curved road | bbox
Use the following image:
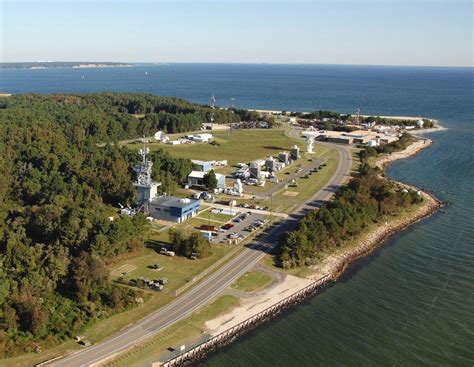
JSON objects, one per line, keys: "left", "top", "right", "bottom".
{"left": 50, "top": 141, "right": 352, "bottom": 367}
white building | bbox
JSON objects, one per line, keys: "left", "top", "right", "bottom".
{"left": 188, "top": 171, "right": 226, "bottom": 189}
{"left": 367, "top": 140, "right": 379, "bottom": 148}
{"left": 190, "top": 133, "right": 213, "bottom": 143}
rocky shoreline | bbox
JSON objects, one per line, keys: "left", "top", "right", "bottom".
{"left": 317, "top": 135, "right": 443, "bottom": 281}
{"left": 161, "top": 135, "right": 444, "bottom": 367}
{"left": 330, "top": 191, "right": 443, "bottom": 281}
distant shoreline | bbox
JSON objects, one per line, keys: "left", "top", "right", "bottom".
{"left": 0, "top": 62, "right": 133, "bottom": 70}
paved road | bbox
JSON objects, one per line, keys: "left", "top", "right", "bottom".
{"left": 246, "top": 157, "right": 325, "bottom": 198}
{"left": 49, "top": 141, "right": 352, "bottom": 367}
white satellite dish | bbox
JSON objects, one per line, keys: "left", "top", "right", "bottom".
{"left": 154, "top": 131, "right": 168, "bottom": 142}
{"left": 302, "top": 126, "right": 319, "bottom": 153}
{"left": 154, "top": 131, "right": 164, "bottom": 140}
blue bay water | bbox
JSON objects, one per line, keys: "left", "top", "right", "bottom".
{"left": 1, "top": 64, "right": 473, "bottom": 366}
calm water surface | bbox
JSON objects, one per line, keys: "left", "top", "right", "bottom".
{"left": 1, "top": 64, "right": 473, "bottom": 366}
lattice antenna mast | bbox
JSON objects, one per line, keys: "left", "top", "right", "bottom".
{"left": 210, "top": 94, "right": 216, "bottom": 123}
{"left": 356, "top": 108, "right": 361, "bottom": 124}
{"left": 134, "top": 137, "right": 152, "bottom": 186}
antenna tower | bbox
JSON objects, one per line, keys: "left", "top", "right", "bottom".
{"left": 210, "top": 94, "right": 216, "bottom": 123}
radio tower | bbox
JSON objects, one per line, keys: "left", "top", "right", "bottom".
{"left": 356, "top": 107, "right": 361, "bottom": 124}
{"left": 210, "top": 94, "right": 216, "bottom": 124}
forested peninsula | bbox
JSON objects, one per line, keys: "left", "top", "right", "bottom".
{"left": 0, "top": 93, "right": 242, "bottom": 356}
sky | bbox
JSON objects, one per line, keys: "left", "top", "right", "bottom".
{"left": 0, "top": 0, "right": 472, "bottom": 67}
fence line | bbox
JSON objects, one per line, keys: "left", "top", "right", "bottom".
{"left": 173, "top": 246, "right": 241, "bottom": 297}
{"left": 161, "top": 274, "right": 332, "bottom": 367}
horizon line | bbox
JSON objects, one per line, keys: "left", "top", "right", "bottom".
{"left": 1, "top": 61, "right": 473, "bottom": 69}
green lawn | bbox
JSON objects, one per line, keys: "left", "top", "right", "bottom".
{"left": 231, "top": 270, "right": 273, "bottom": 292}
{"left": 271, "top": 148, "right": 339, "bottom": 213}
{"left": 107, "top": 295, "right": 239, "bottom": 367}
{"left": 126, "top": 129, "right": 303, "bottom": 165}
{"left": 197, "top": 207, "right": 235, "bottom": 223}
{"left": 109, "top": 245, "right": 232, "bottom": 292}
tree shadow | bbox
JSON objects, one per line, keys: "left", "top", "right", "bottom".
{"left": 263, "top": 145, "right": 285, "bottom": 150}
{"left": 146, "top": 239, "right": 168, "bottom": 252}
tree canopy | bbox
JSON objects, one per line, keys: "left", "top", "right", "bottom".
{"left": 0, "top": 93, "right": 213, "bottom": 357}
{"left": 277, "top": 150, "right": 423, "bottom": 269}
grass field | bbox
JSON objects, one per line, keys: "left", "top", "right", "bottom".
{"left": 126, "top": 129, "right": 303, "bottom": 165}
{"left": 109, "top": 244, "right": 233, "bottom": 292}
{"left": 107, "top": 295, "right": 240, "bottom": 367}
{"left": 197, "top": 207, "right": 235, "bottom": 223}
{"left": 231, "top": 270, "right": 273, "bottom": 292}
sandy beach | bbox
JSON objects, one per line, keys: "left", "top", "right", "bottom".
{"left": 375, "top": 137, "right": 432, "bottom": 170}
{"left": 409, "top": 124, "right": 448, "bottom": 135}
{"left": 204, "top": 135, "right": 442, "bottom": 337}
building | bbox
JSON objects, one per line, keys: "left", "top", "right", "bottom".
{"left": 265, "top": 156, "right": 276, "bottom": 171}
{"left": 379, "top": 135, "right": 399, "bottom": 144}
{"left": 367, "top": 139, "right": 379, "bottom": 148}
{"left": 191, "top": 160, "right": 212, "bottom": 172}
{"left": 188, "top": 171, "right": 226, "bottom": 189}
{"left": 416, "top": 119, "right": 424, "bottom": 128}
{"left": 234, "top": 167, "right": 250, "bottom": 179}
{"left": 189, "top": 133, "right": 213, "bottom": 143}
{"left": 149, "top": 196, "right": 200, "bottom": 223}
{"left": 278, "top": 152, "right": 290, "bottom": 164}
{"left": 249, "top": 164, "right": 261, "bottom": 179}
{"left": 274, "top": 161, "right": 286, "bottom": 171}
{"left": 290, "top": 145, "right": 300, "bottom": 160}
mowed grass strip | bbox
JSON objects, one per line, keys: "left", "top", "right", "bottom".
{"left": 106, "top": 295, "right": 240, "bottom": 367}
{"left": 231, "top": 270, "right": 273, "bottom": 292}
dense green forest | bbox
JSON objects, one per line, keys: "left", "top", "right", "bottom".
{"left": 0, "top": 93, "right": 240, "bottom": 139}
{"left": 277, "top": 148, "right": 423, "bottom": 268}
{"left": 0, "top": 93, "right": 206, "bottom": 357}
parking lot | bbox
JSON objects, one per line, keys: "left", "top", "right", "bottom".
{"left": 209, "top": 212, "right": 268, "bottom": 244}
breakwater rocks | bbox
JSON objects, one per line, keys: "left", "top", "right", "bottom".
{"left": 160, "top": 195, "right": 444, "bottom": 367}
{"left": 160, "top": 274, "right": 332, "bottom": 367}
{"left": 330, "top": 192, "right": 444, "bottom": 281}
{"left": 160, "top": 140, "right": 444, "bottom": 367}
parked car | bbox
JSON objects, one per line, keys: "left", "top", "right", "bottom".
{"left": 79, "top": 340, "right": 92, "bottom": 347}
{"left": 148, "top": 263, "right": 162, "bottom": 270}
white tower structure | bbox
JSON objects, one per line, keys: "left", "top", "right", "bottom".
{"left": 210, "top": 94, "right": 216, "bottom": 124}
{"left": 302, "top": 126, "right": 319, "bottom": 154}
{"left": 234, "top": 179, "right": 243, "bottom": 194}
{"left": 134, "top": 139, "right": 161, "bottom": 212}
